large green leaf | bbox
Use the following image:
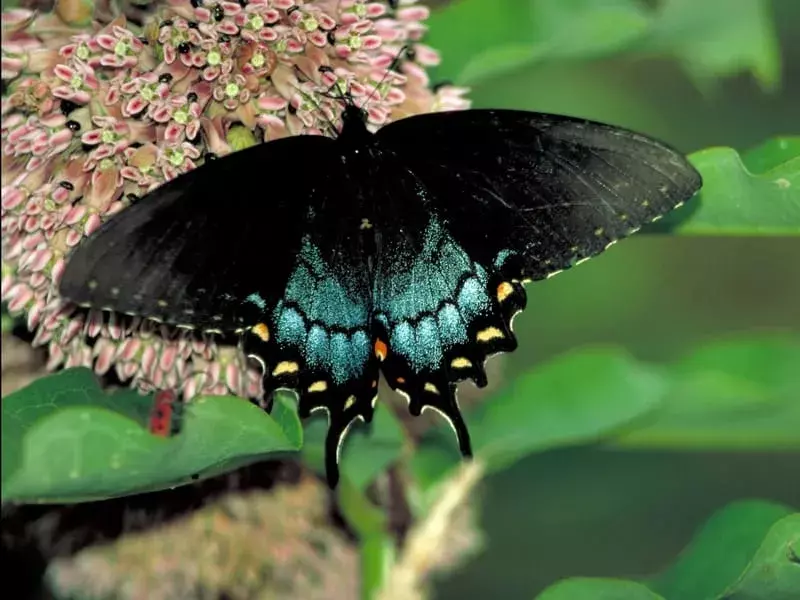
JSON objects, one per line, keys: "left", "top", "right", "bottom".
{"left": 721, "top": 513, "right": 800, "bottom": 599}
{"left": 649, "top": 138, "right": 800, "bottom": 235}
{"left": 536, "top": 578, "right": 664, "bottom": 600}
{"left": 536, "top": 501, "right": 799, "bottom": 600}
{"left": 411, "top": 348, "right": 667, "bottom": 488}
{"left": 611, "top": 335, "right": 800, "bottom": 449}
{"left": 649, "top": 501, "right": 798, "bottom": 600}
{"left": 427, "top": 0, "right": 778, "bottom": 87}
{"left": 2, "top": 368, "right": 302, "bottom": 503}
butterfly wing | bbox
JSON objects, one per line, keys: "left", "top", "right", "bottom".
{"left": 377, "top": 109, "right": 702, "bottom": 280}
{"left": 59, "top": 133, "right": 383, "bottom": 488}
{"left": 371, "top": 109, "right": 701, "bottom": 456}
{"left": 59, "top": 135, "right": 336, "bottom": 332}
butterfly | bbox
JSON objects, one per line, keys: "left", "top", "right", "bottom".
{"left": 59, "top": 103, "right": 702, "bottom": 487}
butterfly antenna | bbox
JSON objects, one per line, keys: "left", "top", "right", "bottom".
{"left": 361, "top": 44, "right": 410, "bottom": 111}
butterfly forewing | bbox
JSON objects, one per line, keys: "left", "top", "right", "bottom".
{"left": 377, "top": 109, "right": 702, "bottom": 281}
{"left": 59, "top": 135, "right": 336, "bottom": 331}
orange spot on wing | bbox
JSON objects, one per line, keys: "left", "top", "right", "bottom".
{"left": 374, "top": 338, "right": 388, "bottom": 361}
{"left": 497, "top": 281, "right": 514, "bottom": 302}
{"left": 252, "top": 322, "right": 270, "bottom": 342}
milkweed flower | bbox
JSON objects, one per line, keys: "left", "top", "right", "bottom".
{"left": 1, "top": 0, "right": 470, "bottom": 400}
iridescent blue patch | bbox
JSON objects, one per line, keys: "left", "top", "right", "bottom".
{"left": 375, "top": 219, "right": 491, "bottom": 370}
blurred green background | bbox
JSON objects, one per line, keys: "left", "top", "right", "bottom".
{"left": 430, "top": 0, "right": 799, "bottom": 597}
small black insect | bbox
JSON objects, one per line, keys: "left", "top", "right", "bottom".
{"left": 60, "top": 101, "right": 701, "bottom": 488}
{"left": 213, "top": 4, "right": 224, "bottom": 21}
{"left": 65, "top": 120, "right": 81, "bottom": 132}
{"left": 60, "top": 100, "right": 79, "bottom": 116}
{"left": 187, "top": 92, "right": 199, "bottom": 102}
{"left": 158, "top": 73, "right": 173, "bottom": 83}
{"left": 177, "top": 42, "right": 191, "bottom": 54}
{"left": 59, "top": 181, "right": 75, "bottom": 191}
{"left": 326, "top": 29, "right": 337, "bottom": 46}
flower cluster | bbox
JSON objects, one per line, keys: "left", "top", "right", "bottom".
{"left": 1, "top": 0, "right": 470, "bottom": 399}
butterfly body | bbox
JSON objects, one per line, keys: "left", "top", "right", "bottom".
{"left": 60, "top": 106, "right": 702, "bottom": 486}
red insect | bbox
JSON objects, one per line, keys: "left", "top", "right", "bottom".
{"left": 148, "top": 389, "right": 182, "bottom": 437}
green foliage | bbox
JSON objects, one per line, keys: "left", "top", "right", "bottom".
{"left": 537, "top": 578, "right": 663, "bottom": 600}
{"left": 650, "top": 138, "right": 800, "bottom": 235}
{"left": 337, "top": 479, "right": 395, "bottom": 600}
{"left": 1, "top": 368, "right": 302, "bottom": 503}
{"left": 427, "top": 0, "right": 779, "bottom": 88}
{"left": 610, "top": 335, "right": 800, "bottom": 449}
{"left": 412, "top": 335, "right": 800, "bottom": 489}
{"left": 411, "top": 349, "right": 666, "bottom": 489}
{"left": 648, "top": 501, "right": 798, "bottom": 600}
{"left": 536, "top": 500, "right": 800, "bottom": 599}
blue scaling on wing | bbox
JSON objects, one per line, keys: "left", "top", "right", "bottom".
{"left": 243, "top": 234, "right": 380, "bottom": 488}
{"left": 372, "top": 217, "right": 529, "bottom": 460}
{"left": 269, "top": 238, "right": 371, "bottom": 385}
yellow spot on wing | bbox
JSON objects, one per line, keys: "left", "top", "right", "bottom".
{"left": 157, "top": 299, "right": 168, "bottom": 308}
{"left": 252, "top": 322, "right": 270, "bottom": 342}
{"left": 273, "top": 361, "right": 299, "bottom": 376}
{"left": 451, "top": 357, "right": 473, "bottom": 369}
{"left": 308, "top": 380, "right": 327, "bottom": 393}
{"left": 344, "top": 395, "right": 356, "bottom": 410}
{"left": 424, "top": 382, "right": 440, "bottom": 395}
{"left": 496, "top": 281, "right": 514, "bottom": 302}
{"left": 477, "top": 327, "right": 504, "bottom": 342}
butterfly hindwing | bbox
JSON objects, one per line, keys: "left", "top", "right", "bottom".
{"left": 378, "top": 109, "right": 702, "bottom": 282}
{"left": 243, "top": 232, "right": 379, "bottom": 487}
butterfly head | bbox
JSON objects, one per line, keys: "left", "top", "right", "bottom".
{"left": 340, "top": 104, "right": 368, "bottom": 129}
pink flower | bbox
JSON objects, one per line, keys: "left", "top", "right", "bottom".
{"left": 163, "top": 93, "right": 203, "bottom": 142}
{"left": 81, "top": 116, "right": 131, "bottom": 167}
{"left": 234, "top": 0, "right": 281, "bottom": 43}
{"left": 51, "top": 60, "right": 100, "bottom": 104}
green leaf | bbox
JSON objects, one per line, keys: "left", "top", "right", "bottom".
{"left": 742, "top": 137, "right": 800, "bottom": 174}
{"left": 411, "top": 348, "right": 666, "bottom": 488}
{"left": 2, "top": 368, "right": 302, "bottom": 503}
{"left": 611, "top": 336, "right": 800, "bottom": 450}
{"left": 301, "top": 402, "right": 406, "bottom": 491}
{"left": 649, "top": 500, "right": 796, "bottom": 600}
{"left": 427, "top": 0, "right": 649, "bottom": 85}
{"left": 536, "top": 578, "right": 664, "bottom": 600}
{"left": 647, "top": 139, "right": 800, "bottom": 235}
{"left": 426, "top": 0, "right": 778, "bottom": 87}
{"left": 535, "top": 501, "right": 798, "bottom": 600}
{"left": 721, "top": 514, "right": 800, "bottom": 599}
{"left": 637, "top": 0, "right": 780, "bottom": 90}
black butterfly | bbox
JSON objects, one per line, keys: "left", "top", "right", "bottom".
{"left": 59, "top": 105, "right": 702, "bottom": 487}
